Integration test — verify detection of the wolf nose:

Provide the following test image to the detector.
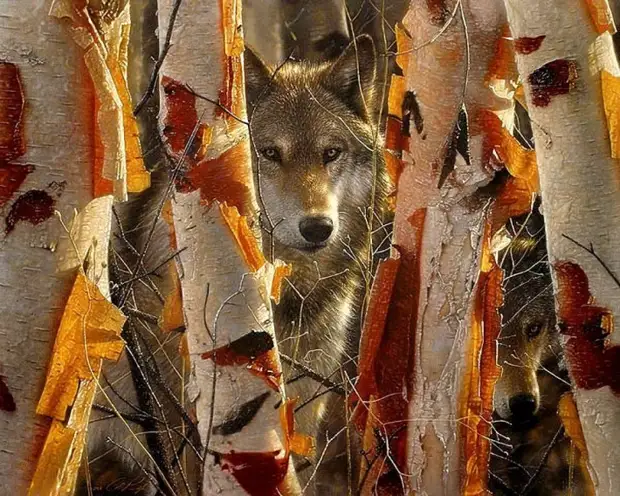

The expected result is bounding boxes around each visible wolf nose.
[299,217,333,244]
[509,394,537,420]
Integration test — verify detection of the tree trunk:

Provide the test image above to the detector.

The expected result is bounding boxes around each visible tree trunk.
[504,0,620,493]
[157,0,300,493]
[0,0,139,492]
[352,0,516,493]
[0,1,94,490]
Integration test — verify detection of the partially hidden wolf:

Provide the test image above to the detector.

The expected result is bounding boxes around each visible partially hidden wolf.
[244,35,391,493]
[490,205,588,495]
[493,204,559,422]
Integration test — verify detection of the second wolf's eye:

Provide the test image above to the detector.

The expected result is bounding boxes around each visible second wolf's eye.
[261,147,281,162]
[323,148,342,164]
[526,323,542,339]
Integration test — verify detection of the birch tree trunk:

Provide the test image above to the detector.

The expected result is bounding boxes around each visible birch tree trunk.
[0,1,137,493]
[352,0,517,493]
[0,2,94,490]
[157,0,300,493]
[504,0,620,493]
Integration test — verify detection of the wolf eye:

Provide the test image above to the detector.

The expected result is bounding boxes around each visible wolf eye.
[526,323,542,339]
[261,147,281,162]
[323,148,341,164]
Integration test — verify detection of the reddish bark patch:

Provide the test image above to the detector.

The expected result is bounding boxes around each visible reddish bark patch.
[352,209,426,492]
[515,36,545,54]
[0,63,34,209]
[5,189,55,234]
[217,56,235,118]
[528,59,578,107]
[216,450,287,496]
[426,0,450,26]
[384,116,410,156]
[162,75,252,214]
[0,163,35,208]
[0,376,16,412]
[0,62,25,162]
[555,261,620,395]
[179,141,251,214]
[202,331,281,391]
[161,76,206,157]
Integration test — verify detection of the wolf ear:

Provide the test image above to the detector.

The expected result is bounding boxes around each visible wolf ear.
[244,47,273,110]
[324,34,377,117]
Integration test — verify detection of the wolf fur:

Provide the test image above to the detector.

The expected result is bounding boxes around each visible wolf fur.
[493,204,561,422]
[245,35,391,493]
[490,204,587,495]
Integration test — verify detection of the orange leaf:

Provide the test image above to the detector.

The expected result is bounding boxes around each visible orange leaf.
[280,399,315,458]
[36,271,126,421]
[108,58,150,193]
[486,25,517,83]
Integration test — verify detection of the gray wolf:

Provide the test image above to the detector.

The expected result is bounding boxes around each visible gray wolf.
[245,34,391,493]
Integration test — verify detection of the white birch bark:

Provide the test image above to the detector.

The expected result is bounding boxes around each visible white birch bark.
[397,0,510,492]
[158,0,299,493]
[504,0,620,493]
[0,1,93,490]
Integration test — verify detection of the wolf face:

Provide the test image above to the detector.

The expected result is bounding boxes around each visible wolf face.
[493,208,561,423]
[244,37,389,493]
[245,35,379,256]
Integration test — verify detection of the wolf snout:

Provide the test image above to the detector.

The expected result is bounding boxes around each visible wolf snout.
[299,216,333,244]
[509,393,538,422]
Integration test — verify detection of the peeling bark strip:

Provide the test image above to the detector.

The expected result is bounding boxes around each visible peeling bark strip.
[353,210,425,493]
[528,59,578,107]
[555,261,620,394]
[515,35,546,54]
[201,331,281,390]
[161,75,251,215]
[460,228,504,493]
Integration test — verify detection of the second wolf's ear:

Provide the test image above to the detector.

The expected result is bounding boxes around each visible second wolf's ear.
[324,34,377,117]
[244,47,273,110]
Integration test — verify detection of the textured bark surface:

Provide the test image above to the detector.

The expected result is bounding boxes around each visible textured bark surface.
[401,1,510,493]
[0,2,94,490]
[353,0,515,493]
[158,0,298,493]
[504,0,620,493]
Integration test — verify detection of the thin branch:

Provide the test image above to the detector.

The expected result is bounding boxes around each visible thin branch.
[133,0,184,115]
[279,353,346,396]
[563,234,620,288]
